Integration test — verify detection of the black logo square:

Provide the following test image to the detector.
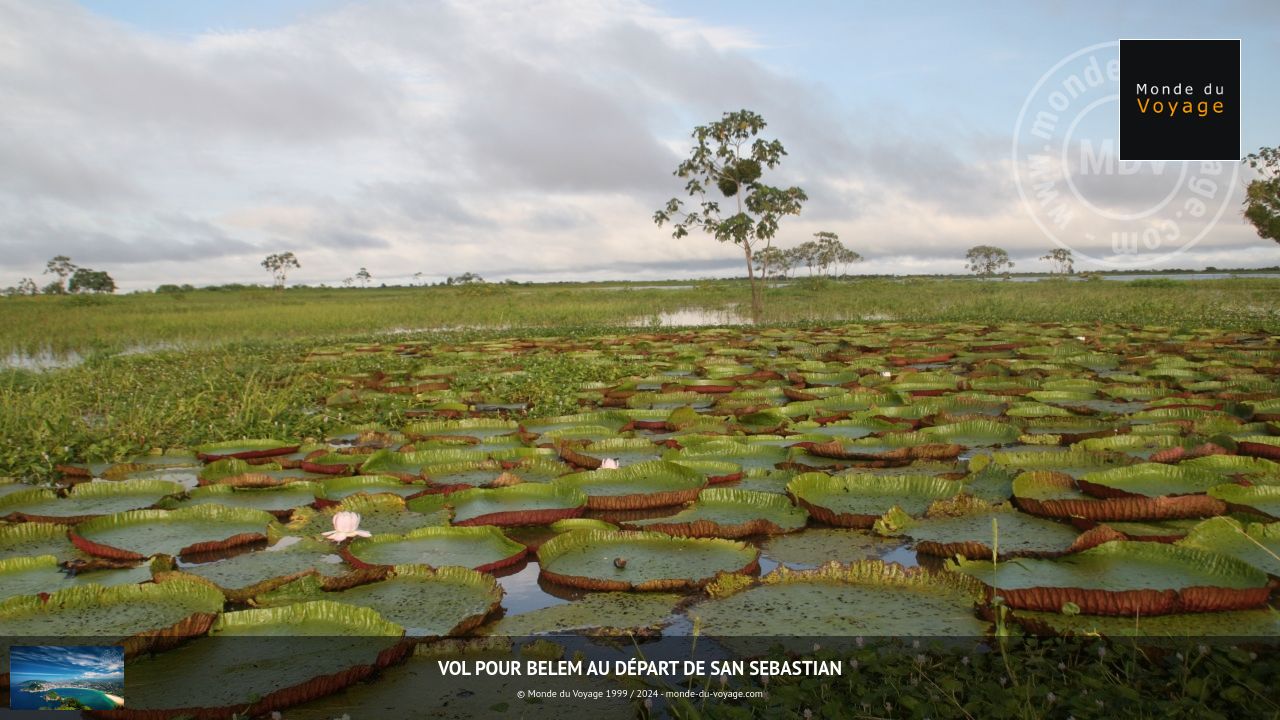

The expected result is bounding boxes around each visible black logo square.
[1119,39,1240,161]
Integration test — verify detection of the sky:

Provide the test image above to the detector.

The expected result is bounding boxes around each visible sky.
[9,645,125,683]
[1,0,1278,291]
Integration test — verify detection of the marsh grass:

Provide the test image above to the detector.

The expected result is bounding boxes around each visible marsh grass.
[1,278,1277,358]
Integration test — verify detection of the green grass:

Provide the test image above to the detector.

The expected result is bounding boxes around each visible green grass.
[2,277,1278,358]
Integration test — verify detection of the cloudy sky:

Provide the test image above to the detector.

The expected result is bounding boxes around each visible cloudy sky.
[2,0,1278,290]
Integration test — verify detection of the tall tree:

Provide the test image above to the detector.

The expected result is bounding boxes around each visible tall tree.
[654,110,807,322]
[261,252,300,290]
[965,245,1014,277]
[43,255,77,294]
[1243,147,1280,244]
[1039,248,1074,274]
[355,267,372,287]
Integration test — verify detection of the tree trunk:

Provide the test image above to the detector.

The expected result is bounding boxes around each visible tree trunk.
[743,244,762,323]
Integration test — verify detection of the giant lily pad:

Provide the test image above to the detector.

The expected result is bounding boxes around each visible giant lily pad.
[254,565,501,637]
[117,601,404,716]
[194,439,301,461]
[0,522,75,562]
[917,420,1020,446]
[0,576,224,649]
[1013,606,1280,638]
[281,638,627,720]
[1013,470,1226,521]
[1078,463,1223,498]
[879,501,1089,559]
[688,561,987,638]
[0,479,184,523]
[168,481,324,517]
[1209,483,1280,519]
[291,494,450,538]
[408,483,587,526]
[321,474,429,500]
[620,488,808,538]
[949,540,1272,615]
[359,449,488,480]
[70,505,279,561]
[487,592,683,636]
[537,530,759,591]
[161,537,349,601]
[344,526,526,573]
[1177,517,1280,576]
[553,460,707,510]
[786,472,962,528]
[0,555,152,602]
[761,529,901,569]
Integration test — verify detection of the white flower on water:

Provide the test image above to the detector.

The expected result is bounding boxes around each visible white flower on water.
[880,370,892,377]
[600,458,620,469]
[323,511,372,542]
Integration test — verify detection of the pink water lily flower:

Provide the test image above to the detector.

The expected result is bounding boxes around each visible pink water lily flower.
[322,511,372,542]
[600,458,620,469]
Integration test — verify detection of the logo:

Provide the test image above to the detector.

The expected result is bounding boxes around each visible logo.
[1012,41,1239,267]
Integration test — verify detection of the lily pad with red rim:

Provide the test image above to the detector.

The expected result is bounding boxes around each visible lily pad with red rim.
[407,483,587,527]
[70,505,280,561]
[194,439,301,462]
[536,529,759,591]
[619,488,808,538]
[949,540,1272,615]
[786,472,962,528]
[552,460,707,510]
[343,526,526,573]
[253,564,502,637]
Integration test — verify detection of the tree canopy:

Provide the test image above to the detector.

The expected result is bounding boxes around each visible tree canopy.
[1243,147,1280,244]
[965,245,1014,277]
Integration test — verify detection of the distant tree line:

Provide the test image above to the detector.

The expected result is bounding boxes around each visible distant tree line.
[2,255,116,297]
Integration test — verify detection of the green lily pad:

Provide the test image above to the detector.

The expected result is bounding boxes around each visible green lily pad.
[408,483,587,526]
[291,494,450,537]
[194,439,301,461]
[537,530,758,591]
[1177,517,1280,576]
[0,480,184,522]
[168,537,349,600]
[950,540,1271,615]
[118,601,403,713]
[488,592,683,636]
[0,555,151,602]
[0,523,75,562]
[761,529,902,569]
[360,449,489,479]
[0,575,224,638]
[620,488,808,537]
[345,526,526,573]
[553,460,706,510]
[918,420,1020,446]
[1209,484,1280,519]
[72,505,279,560]
[1013,606,1280,638]
[689,561,987,638]
[1079,463,1223,497]
[882,503,1084,559]
[786,472,962,528]
[322,474,429,500]
[281,639,628,720]
[256,565,500,637]
[171,481,324,514]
